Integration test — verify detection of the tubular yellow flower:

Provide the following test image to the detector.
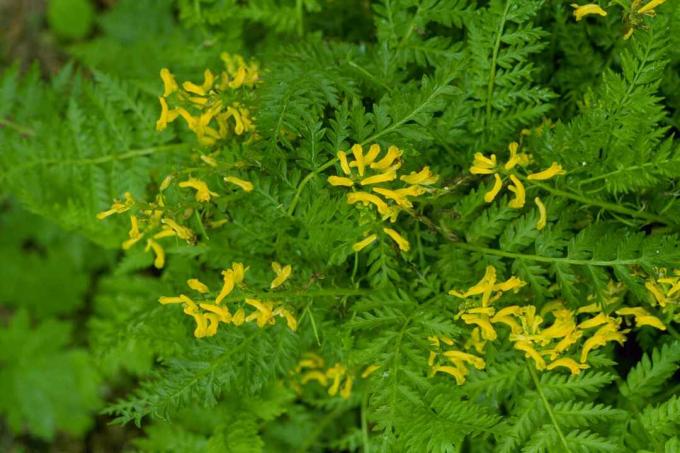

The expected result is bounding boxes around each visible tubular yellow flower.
[383,227,410,252]
[645,280,668,307]
[372,187,412,208]
[534,197,547,230]
[327,176,354,187]
[461,314,497,340]
[274,307,298,331]
[442,350,486,370]
[271,262,292,289]
[245,299,275,327]
[514,341,546,370]
[578,312,611,330]
[353,234,378,252]
[580,324,627,363]
[347,192,391,216]
[179,177,219,202]
[365,144,381,165]
[470,153,497,174]
[371,145,402,170]
[122,215,143,250]
[145,239,165,269]
[340,376,353,399]
[504,142,530,170]
[161,218,194,241]
[484,173,504,203]
[494,276,526,292]
[326,364,347,396]
[216,269,235,304]
[467,328,487,354]
[338,151,352,175]
[97,192,135,219]
[200,303,231,322]
[571,3,607,21]
[546,358,589,375]
[637,0,666,14]
[507,174,526,208]
[361,364,381,378]
[187,278,209,294]
[301,371,328,385]
[395,186,426,197]
[205,313,220,336]
[351,144,366,176]
[156,97,179,131]
[400,166,439,185]
[159,175,174,191]
[616,307,666,330]
[224,176,254,192]
[527,162,566,180]
[232,308,245,326]
[159,295,185,305]
[432,365,466,385]
[360,170,397,186]
[160,68,178,96]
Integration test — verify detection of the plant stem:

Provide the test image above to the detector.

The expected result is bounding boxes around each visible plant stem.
[528,365,572,453]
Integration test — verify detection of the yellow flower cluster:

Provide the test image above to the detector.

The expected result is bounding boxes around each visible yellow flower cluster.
[97,191,195,269]
[438,268,667,383]
[470,142,565,230]
[571,0,668,40]
[328,143,438,253]
[646,269,680,308]
[428,335,486,385]
[159,262,297,338]
[155,52,258,145]
[293,353,380,400]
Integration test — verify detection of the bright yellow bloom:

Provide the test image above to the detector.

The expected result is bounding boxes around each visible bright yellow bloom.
[188,311,209,338]
[301,370,328,385]
[232,308,245,326]
[224,176,254,192]
[470,153,497,174]
[271,262,292,288]
[507,174,526,208]
[160,68,178,97]
[461,314,497,340]
[187,278,209,294]
[432,365,466,385]
[328,176,355,187]
[370,145,402,171]
[571,3,607,21]
[326,363,347,396]
[245,299,275,327]
[491,306,524,334]
[372,187,413,208]
[504,142,530,170]
[145,239,165,269]
[645,281,668,307]
[361,364,381,378]
[364,144,381,165]
[546,357,589,375]
[534,197,547,230]
[160,218,194,241]
[351,144,366,176]
[578,312,612,330]
[338,151,351,175]
[383,227,410,252]
[400,166,439,185]
[442,350,486,370]
[347,192,391,217]
[466,328,487,354]
[360,170,397,186]
[96,192,135,219]
[216,270,236,304]
[201,154,218,167]
[637,0,666,15]
[616,307,666,330]
[273,307,298,331]
[580,323,627,363]
[340,375,353,399]
[527,163,566,181]
[514,340,546,370]
[122,215,143,250]
[484,174,503,203]
[179,177,219,202]
[200,303,231,323]
[353,234,378,252]
[494,276,526,293]
[156,97,179,131]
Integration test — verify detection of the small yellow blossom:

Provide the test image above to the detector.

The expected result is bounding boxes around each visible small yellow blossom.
[353,234,378,252]
[156,97,179,131]
[145,239,165,269]
[515,340,546,369]
[179,177,219,202]
[432,365,467,385]
[351,144,367,176]
[347,192,391,217]
[245,299,275,327]
[571,3,608,21]
[187,278,210,294]
[400,166,439,185]
[442,350,486,370]
[504,142,530,170]
[161,218,194,241]
[224,176,254,192]
[160,68,178,97]
[232,308,245,326]
[616,307,666,330]
[328,176,355,187]
[96,192,135,219]
[326,363,349,398]
[370,145,402,170]
[301,371,328,385]
[470,153,497,175]
[338,151,352,175]
[637,0,666,15]
[507,174,526,209]
[383,227,410,252]
[360,170,397,186]
[200,303,232,322]
[273,306,298,331]
[271,262,292,289]
[484,174,504,203]
[122,215,143,250]
[546,357,589,375]
[527,163,566,181]
[534,197,547,230]
[361,364,381,378]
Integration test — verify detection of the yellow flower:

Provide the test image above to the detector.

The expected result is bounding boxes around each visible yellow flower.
[372,187,414,208]
[156,97,179,131]
[484,174,503,203]
[338,151,352,175]
[215,263,245,304]
[491,306,524,334]
[326,363,347,396]
[571,3,607,21]
[637,0,666,15]
[432,364,467,385]
[273,306,298,331]
[353,234,378,252]
[580,323,627,363]
[461,313,498,340]
[361,364,381,378]
[224,176,254,192]
[364,144,382,165]
[370,145,402,170]
[507,174,526,209]
[232,307,245,326]
[187,278,210,294]
[179,177,219,202]
[347,192,391,217]
[466,328,487,354]
[200,303,232,323]
[616,307,666,330]
[442,350,486,370]
[514,340,546,370]
[527,163,566,181]
[645,281,668,307]
[578,312,612,330]
[470,153,497,175]
[534,197,547,230]
[245,298,275,327]
[96,192,135,219]
[400,166,439,185]
[340,375,353,399]
[145,239,165,269]
[546,357,589,375]
[271,262,292,289]
[182,69,215,96]
[351,144,367,176]
[122,215,143,250]
[161,218,194,241]
[503,142,530,170]
[383,227,410,252]
[360,170,397,186]
[188,311,209,338]
[160,68,178,97]
[328,176,355,187]
[301,370,328,385]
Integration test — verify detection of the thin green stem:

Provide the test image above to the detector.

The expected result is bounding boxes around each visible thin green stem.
[295,0,304,37]
[0,117,35,136]
[286,157,337,215]
[361,391,371,453]
[485,0,511,123]
[348,60,392,92]
[528,365,572,453]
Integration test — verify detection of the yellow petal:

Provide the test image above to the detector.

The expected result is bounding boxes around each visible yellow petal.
[271,262,292,289]
[645,281,668,307]
[383,227,410,252]
[470,153,497,174]
[328,176,355,187]
[546,358,589,375]
[636,0,665,14]
[187,278,210,293]
[338,151,352,175]
[352,234,378,252]
[160,68,178,97]
[432,365,466,385]
[145,239,165,269]
[442,350,485,370]
[514,341,546,370]
[224,176,254,192]
[461,314,497,340]
[364,144,381,165]
[400,166,439,185]
[216,269,235,304]
[346,192,391,217]
[340,376,353,399]
[534,197,547,230]
[351,144,366,176]
[527,162,566,181]
[179,178,218,202]
[301,370,328,386]
[360,170,397,186]
[200,303,231,322]
[361,364,381,378]
[571,3,607,21]
[484,173,504,203]
[507,174,526,209]
[232,307,245,326]
[372,187,412,208]
[370,145,402,170]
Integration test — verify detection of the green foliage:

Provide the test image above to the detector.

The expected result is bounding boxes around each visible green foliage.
[2,0,680,450]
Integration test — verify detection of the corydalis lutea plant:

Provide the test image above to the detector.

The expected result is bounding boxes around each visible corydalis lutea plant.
[1,0,680,451]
